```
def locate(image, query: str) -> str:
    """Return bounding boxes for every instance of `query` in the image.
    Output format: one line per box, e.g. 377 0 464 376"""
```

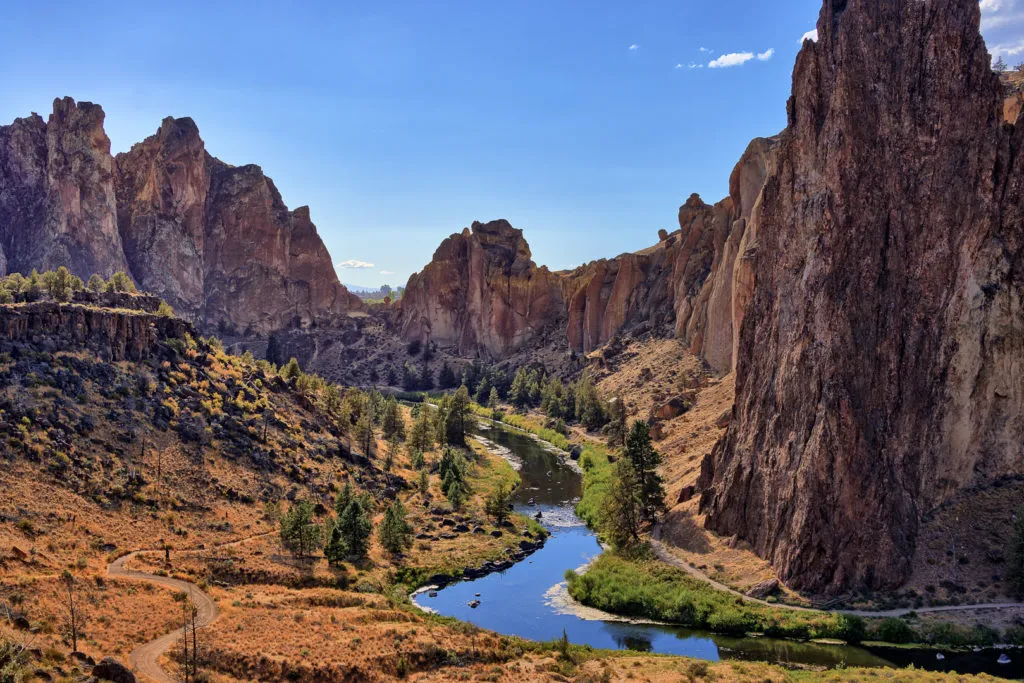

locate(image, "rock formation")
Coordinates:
399 220 564 358
400 139 776 373
0 98 359 335
699 0 1024 593
0 98 129 279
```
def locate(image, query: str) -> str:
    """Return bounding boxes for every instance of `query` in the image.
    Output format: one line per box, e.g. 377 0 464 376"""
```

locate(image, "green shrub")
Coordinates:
874 617 916 644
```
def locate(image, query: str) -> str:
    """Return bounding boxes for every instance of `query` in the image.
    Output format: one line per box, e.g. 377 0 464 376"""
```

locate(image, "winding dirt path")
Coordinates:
106 532 273 683
649 530 1024 618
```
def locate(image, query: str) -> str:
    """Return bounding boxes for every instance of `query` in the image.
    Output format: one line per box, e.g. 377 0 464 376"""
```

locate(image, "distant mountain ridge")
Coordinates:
0 99 360 335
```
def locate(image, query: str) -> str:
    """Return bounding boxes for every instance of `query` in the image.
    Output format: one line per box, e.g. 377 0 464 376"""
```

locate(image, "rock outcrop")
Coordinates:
400 139 776 373
0 99 359 335
0 98 129 279
399 220 564 358
0 300 193 362
699 0 1024 593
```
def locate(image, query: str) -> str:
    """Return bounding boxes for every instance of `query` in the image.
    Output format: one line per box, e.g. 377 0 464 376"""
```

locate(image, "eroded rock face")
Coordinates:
400 220 564 358
399 141 777 369
0 98 358 335
117 118 360 335
0 98 128 278
699 0 1024 593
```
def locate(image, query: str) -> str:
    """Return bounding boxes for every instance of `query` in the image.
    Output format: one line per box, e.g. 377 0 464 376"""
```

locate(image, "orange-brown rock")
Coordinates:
699 0 1024 593
0 98 129 279
0 99 359 335
116 117 360 335
399 220 564 358
400 140 776 369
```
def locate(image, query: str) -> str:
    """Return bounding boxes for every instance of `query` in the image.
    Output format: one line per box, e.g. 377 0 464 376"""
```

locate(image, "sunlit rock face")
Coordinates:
0 99 359 334
700 0 1024 593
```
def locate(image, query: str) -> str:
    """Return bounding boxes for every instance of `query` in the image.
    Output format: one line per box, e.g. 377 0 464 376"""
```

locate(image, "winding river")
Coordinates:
413 420 1022 678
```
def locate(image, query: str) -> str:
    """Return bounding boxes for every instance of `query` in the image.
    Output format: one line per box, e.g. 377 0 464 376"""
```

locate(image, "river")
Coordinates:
412 419 1022 678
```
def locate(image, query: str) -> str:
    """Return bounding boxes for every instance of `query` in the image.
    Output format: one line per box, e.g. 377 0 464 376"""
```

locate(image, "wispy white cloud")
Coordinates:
628 44 639 51
379 269 394 275
337 259 375 269
757 48 775 61
800 28 819 44
981 0 1024 54
699 47 713 53
708 52 755 68
689 63 704 69
674 63 683 69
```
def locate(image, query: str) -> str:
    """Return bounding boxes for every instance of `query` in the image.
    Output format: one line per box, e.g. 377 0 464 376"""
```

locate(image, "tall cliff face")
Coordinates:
399 139 776 372
0 98 358 335
400 220 564 358
0 98 129 279
699 0 1024 593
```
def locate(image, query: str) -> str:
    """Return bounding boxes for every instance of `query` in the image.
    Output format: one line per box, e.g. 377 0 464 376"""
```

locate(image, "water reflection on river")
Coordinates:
413 420 1022 678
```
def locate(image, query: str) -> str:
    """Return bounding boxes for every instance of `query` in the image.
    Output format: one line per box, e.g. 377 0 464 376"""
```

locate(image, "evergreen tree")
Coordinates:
408 407 434 454
402 362 418 390
575 374 607 430
509 368 530 410
474 376 492 405
603 459 642 550
279 500 323 558
324 525 347 566
419 363 435 390
334 482 354 517
378 499 413 555
355 409 374 456
381 396 406 440
281 357 302 382
418 469 429 495
606 397 628 448
336 499 372 560
438 361 458 389
86 274 105 293
623 421 666 523
487 387 500 409
485 482 512 524
437 386 471 446
1009 508 1024 597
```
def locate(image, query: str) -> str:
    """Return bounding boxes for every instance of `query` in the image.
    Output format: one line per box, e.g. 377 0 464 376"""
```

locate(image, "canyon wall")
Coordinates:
399 139 777 371
399 220 565 358
1 99 359 335
698 0 1024 593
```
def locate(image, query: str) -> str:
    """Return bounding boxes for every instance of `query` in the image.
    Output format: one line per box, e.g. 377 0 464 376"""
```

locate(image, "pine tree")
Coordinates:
324 525 347 566
509 368 530 410
381 396 405 440
337 499 372 560
86 273 105 293
606 397 627 448
438 361 457 389
408 406 434 454
334 482 354 517
474 376 492 405
355 409 374 456
378 500 413 555
603 459 642 550
623 421 666 523
485 482 512 524
418 469 429 495
281 357 302 382
1009 508 1024 597
279 500 322 558
487 387 500 409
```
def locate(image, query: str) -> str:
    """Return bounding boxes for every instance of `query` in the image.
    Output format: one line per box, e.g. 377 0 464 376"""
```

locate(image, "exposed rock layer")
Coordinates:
699 0 1024 593
0 99 359 335
399 138 777 371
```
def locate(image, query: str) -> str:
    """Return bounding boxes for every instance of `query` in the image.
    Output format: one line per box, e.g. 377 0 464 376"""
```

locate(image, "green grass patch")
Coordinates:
566 553 867 642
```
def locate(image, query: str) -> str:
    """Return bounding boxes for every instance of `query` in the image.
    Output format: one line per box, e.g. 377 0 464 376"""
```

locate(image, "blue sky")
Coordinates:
2 1 1021 288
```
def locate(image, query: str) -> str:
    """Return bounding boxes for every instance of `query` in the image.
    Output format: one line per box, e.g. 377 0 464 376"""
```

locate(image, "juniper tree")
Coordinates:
378 499 413 555
603 459 642 550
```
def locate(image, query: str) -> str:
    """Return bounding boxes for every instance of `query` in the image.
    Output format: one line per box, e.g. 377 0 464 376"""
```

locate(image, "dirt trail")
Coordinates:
650 530 1024 619
106 532 272 683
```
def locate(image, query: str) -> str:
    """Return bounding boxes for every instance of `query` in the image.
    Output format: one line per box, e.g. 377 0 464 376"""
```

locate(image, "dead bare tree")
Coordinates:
178 598 203 683
60 570 85 653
